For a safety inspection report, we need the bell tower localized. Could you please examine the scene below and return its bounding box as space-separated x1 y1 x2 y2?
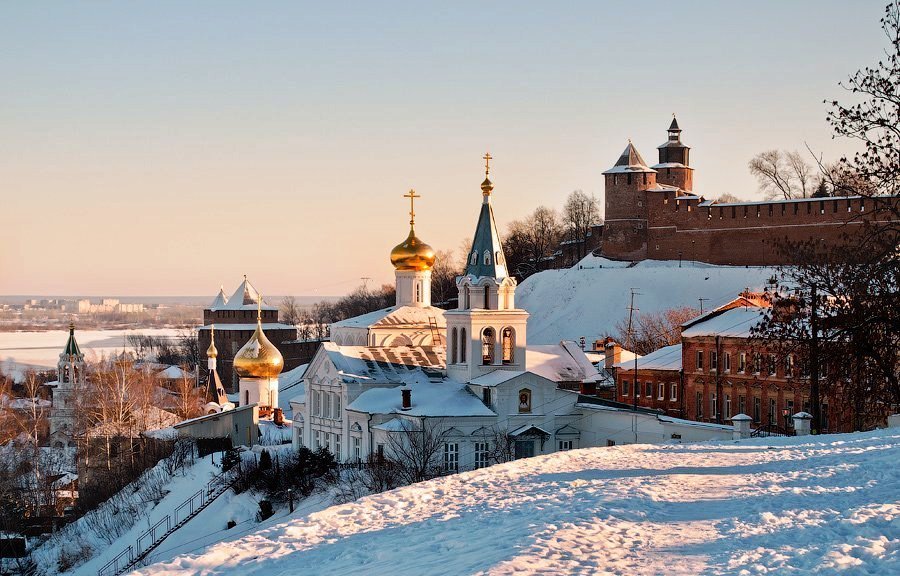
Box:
445 153 529 383
49 323 85 445
652 116 693 191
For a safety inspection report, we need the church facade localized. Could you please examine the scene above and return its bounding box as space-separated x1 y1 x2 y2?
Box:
601 118 896 265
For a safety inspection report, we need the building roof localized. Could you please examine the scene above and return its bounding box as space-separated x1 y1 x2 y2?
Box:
320 342 445 384
681 306 767 339
63 324 82 357
332 305 447 330
217 277 277 311
615 343 682 372
603 142 656 174
463 193 510 280
198 322 297 331
527 341 604 383
209 287 228 309
347 378 495 418
173 403 257 429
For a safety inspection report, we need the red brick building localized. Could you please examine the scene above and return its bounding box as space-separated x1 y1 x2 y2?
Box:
601 118 897 265
615 297 856 433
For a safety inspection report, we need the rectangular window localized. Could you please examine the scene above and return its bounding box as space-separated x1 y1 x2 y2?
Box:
697 351 704 371
784 401 794 428
335 435 342 462
786 355 794 378
753 397 761 422
645 382 652 397
696 392 703 419
711 393 717 420
739 353 746 373
607 440 616 447
622 380 630 397
711 350 718 372
725 394 731 419
768 355 777 376
444 443 459 472
334 394 342 419
323 392 332 419
754 353 762 374
769 399 776 424
658 383 664 400
376 443 385 462
312 390 321 417
558 440 574 451
474 442 489 469
724 353 731 373
353 436 361 462
670 383 677 401
314 430 321 449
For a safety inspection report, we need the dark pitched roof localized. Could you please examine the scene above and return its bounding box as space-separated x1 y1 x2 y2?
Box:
63 324 81 357
668 116 681 132
464 194 510 279
602 142 656 174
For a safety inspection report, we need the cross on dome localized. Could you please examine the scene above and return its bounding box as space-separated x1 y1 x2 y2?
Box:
483 152 492 176
403 189 420 226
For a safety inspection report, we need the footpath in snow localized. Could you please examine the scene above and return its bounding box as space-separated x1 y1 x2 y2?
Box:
136 428 900 575
517 255 778 345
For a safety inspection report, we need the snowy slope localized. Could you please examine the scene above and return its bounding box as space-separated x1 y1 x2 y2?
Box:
136 429 900 575
517 255 778 344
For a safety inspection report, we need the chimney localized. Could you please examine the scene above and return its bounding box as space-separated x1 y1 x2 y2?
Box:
604 341 622 369
580 380 597 396
401 389 412 411
273 407 284 425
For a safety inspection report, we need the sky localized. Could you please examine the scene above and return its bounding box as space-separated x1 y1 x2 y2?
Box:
0 1 888 298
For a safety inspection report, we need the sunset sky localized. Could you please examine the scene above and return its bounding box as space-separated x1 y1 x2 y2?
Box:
0 1 886 297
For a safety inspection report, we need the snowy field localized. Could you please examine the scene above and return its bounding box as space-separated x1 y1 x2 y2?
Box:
0 328 181 380
136 429 899 575
517 255 778 345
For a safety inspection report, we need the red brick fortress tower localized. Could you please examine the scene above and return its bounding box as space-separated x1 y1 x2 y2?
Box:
601 142 657 261
653 117 693 191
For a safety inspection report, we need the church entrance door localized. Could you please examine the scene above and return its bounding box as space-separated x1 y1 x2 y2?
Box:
514 440 535 460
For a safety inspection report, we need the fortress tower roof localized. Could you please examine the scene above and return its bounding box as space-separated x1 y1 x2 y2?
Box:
603 142 656 174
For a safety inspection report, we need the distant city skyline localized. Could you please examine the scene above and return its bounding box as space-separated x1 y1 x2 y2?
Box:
0 1 887 296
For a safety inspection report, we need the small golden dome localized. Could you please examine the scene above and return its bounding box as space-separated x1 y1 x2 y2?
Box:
390 227 436 271
233 323 284 379
207 326 218 359
481 177 493 195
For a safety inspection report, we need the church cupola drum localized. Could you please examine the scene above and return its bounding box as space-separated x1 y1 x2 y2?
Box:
235 300 284 414
390 189 436 308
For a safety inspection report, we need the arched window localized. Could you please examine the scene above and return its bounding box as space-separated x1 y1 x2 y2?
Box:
484 286 490 310
483 250 491 265
481 328 495 365
502 327 515 365
518 388 532 413
463 286 470 309
460 328 467 362
451 328 458 364
470 251 478 265
415 282 421 303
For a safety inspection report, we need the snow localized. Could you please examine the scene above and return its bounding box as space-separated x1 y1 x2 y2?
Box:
0 328 181 381
278 363 308 416
156 365 192 380
517 255 778 345
331 305 446 329
681 305 767 338
615 343 682 371
135 428 900 575
347 378 495 417
526 341 603 383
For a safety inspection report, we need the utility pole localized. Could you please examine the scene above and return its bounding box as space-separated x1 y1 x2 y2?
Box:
809 285 820 433
698 298 709 314
626 288 641 412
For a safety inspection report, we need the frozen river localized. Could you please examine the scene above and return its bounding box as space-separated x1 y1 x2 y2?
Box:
0 328 184 380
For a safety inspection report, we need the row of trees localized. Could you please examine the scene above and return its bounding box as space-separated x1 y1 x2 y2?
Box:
752 1 900 432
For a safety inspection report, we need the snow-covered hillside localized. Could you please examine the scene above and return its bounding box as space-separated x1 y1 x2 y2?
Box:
518 255 778 344
137 429 900 575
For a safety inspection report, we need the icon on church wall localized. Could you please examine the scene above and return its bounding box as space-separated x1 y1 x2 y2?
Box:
518 389 532 413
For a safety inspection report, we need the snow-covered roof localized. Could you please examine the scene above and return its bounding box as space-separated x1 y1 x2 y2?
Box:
348 378 494 418
603 142 656 174
644 183 681 192
681 306 767 339
526 341 603 383
173 403 257 429
209 287 228 309
372 417 418 432
469 370 525 387
156 365 192 380
87 406 181 438
4 397 51 410
615 344 682 372
650 162 690 169
279 364 308 412
332 305 446 330
216 277 277 311
321 342 445 384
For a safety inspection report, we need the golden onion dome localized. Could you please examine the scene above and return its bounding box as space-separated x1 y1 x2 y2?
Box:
207 325 218 359
233 322 284 379
390 227 436 271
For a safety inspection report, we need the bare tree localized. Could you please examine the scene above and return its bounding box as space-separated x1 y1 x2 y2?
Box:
748 150 815 199
717 193 745 203
615 306 699 356
563 190 601 261
385 418 449 484
430 248 462 308
173 369 202 420
280 296 303 326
